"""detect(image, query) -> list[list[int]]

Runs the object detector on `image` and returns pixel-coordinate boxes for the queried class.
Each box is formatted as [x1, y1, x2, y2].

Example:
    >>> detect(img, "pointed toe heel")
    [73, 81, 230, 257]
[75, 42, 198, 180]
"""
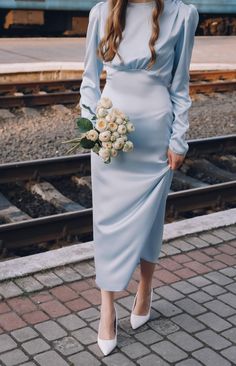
[130, 287, 153, 330]
[97, 304, 118, 356]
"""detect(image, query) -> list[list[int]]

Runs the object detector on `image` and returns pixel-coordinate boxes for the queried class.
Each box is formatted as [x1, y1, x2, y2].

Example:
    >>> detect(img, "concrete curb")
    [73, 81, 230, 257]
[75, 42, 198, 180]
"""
[190, 63, 236, 70]
[0, 62, 235, 74]
[0, 208, 235, 282]
[0, 242, 94, 282]
[163, 208, 236, 241]
[0, 62, 84, 74]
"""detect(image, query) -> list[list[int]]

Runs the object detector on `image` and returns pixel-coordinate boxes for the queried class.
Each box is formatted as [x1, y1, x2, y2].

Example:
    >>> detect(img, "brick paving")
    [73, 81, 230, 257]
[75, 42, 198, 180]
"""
[0, 225, 236, 365]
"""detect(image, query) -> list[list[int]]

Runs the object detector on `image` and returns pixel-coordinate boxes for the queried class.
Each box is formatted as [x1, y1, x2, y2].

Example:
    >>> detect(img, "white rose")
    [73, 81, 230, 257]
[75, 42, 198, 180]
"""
[116, 117, 124, 125]
[112, 108, 121, 116]
[86, 129, 99, 142]
[111, 148, 118, 157]
[95, 118, 107, 132]
[112, 131, 120, 139]
[123, 135, 128, 142]
[99, 97, 113, 109]
[105, 114, 111, 122]
[117, 124, 127, 134]
[122, 140, 134, 152]
[97, 107, 108, 118]
[110, 114, 117, 122]
[113, 137, 125, 150]
[119, 111, 126, 119]
[127, 122, 135, 132]
[99, 130, 112, 142]
[108, 122, 118, 132]
[102, 141, 112, 148]
[99, 147, 110, 160]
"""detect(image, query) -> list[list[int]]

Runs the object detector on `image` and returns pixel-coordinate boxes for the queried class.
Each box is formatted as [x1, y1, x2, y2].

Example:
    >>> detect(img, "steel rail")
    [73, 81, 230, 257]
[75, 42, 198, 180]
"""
[0, 135, 235, 249]
[190, 80, 236, 95]
[0, 70, 235, 108]
[0, 69, 234, 92]
[0, 135, 236, 184]
[167, 181, 236, 217]
[0, 181, 235, 249]
[0, 210, 92, 250]
[190, 70, 236, 81]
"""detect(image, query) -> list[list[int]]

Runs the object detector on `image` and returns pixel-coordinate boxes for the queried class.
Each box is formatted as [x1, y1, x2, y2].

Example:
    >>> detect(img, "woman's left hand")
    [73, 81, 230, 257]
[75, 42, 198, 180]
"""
[167, 147, 185, 170]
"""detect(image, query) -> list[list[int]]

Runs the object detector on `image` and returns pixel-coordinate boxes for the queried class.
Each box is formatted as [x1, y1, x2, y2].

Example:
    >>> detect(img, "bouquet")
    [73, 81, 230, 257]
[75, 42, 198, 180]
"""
[62, 97, 135, 164]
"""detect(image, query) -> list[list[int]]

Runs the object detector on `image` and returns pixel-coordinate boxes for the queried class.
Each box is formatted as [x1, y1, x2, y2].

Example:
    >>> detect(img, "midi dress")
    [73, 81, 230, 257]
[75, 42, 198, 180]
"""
[79, 0, 199, 291]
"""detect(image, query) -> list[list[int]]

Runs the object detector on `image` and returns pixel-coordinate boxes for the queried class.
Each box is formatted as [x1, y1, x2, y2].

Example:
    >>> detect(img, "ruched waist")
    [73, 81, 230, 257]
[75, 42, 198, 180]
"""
[104, 68, 170, 98]
[104, 64, 168, 87]
[101, 67, 173, 122]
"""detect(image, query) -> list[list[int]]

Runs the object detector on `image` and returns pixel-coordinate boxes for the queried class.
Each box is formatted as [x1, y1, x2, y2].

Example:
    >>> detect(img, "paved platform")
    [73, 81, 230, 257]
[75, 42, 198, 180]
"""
[0, 36, 235, 82]
[1, 208, 236, 282]
[0, 36, 236, 65]
[0, 213, 236, 365]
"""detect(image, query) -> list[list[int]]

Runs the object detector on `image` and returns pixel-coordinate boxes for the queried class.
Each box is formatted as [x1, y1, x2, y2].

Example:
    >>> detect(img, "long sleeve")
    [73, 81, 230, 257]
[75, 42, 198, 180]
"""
[168, 4, 199, 156]
[79, 2, 104, 121]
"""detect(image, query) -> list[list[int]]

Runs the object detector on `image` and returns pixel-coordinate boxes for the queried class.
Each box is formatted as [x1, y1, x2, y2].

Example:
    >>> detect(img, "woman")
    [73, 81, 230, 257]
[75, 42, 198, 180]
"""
[80, 0, 199, 356]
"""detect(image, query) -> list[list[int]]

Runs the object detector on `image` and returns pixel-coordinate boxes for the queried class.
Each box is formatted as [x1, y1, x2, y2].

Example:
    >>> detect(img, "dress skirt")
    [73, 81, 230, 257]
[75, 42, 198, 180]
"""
[91, 69, 174, 291]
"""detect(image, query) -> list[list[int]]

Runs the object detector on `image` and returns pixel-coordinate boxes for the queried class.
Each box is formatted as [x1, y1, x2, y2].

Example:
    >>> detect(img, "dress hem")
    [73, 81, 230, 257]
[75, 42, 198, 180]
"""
[95, 256, 159, 291]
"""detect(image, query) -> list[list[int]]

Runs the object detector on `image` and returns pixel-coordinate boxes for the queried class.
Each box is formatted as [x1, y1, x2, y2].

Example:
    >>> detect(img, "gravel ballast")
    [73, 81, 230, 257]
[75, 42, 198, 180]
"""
[0, 91, 236, 164]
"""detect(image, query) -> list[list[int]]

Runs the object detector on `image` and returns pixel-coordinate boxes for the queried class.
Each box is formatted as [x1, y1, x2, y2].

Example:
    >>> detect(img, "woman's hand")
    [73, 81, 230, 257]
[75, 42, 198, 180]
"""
[167, 147, 185, 170]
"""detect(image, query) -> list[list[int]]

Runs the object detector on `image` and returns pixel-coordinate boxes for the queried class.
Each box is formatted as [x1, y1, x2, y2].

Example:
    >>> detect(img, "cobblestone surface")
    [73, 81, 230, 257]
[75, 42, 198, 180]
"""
[0, 225, 236, 365]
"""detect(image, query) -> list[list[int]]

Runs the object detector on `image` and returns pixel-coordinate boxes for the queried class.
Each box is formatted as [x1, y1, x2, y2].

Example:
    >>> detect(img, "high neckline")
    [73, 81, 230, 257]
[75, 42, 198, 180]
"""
[128, 1, 155, 6]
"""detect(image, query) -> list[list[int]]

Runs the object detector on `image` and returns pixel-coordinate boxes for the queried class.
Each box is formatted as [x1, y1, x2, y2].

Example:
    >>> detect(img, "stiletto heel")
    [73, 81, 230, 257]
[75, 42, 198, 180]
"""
[130, 287, 153, 329]
[97, 304, 118, 356]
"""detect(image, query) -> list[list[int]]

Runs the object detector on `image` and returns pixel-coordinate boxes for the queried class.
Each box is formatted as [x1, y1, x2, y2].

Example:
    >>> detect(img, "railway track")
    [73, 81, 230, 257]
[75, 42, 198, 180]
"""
[0, 135, 236, 258]
[0, 70, 236, 109]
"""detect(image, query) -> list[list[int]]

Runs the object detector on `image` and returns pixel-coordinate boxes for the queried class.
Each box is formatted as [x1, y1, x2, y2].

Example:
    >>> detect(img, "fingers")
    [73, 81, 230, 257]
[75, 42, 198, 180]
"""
[167, 148, 185, 170]
[167, 149, 172, 168]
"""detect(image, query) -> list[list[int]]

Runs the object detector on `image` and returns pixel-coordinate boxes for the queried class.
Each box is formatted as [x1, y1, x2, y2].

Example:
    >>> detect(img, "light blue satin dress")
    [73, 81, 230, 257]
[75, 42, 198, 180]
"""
[80, 0, 199, 291]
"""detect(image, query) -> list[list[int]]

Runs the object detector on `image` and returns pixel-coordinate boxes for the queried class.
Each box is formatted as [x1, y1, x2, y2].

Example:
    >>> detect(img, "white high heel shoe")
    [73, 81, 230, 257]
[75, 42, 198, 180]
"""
[97, 304, 118, 356]
[130, 287, 153, 329]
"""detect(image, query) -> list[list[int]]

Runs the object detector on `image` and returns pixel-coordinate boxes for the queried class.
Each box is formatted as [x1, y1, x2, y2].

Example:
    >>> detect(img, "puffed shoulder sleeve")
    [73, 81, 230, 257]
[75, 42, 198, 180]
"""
[79, 2, 104, 120]
[168, 4, 199, 156]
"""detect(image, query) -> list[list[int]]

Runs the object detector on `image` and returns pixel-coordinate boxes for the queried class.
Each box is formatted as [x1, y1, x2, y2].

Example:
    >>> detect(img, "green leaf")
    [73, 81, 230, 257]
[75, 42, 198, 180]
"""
[76, 117, 93, 132]
[80, 137, 96, 149]
[92, 143, 100, 154]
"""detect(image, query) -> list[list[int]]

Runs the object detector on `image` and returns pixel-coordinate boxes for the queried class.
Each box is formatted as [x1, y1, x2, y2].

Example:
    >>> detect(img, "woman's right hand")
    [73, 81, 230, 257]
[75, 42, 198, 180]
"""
[167, 147, 185, 170]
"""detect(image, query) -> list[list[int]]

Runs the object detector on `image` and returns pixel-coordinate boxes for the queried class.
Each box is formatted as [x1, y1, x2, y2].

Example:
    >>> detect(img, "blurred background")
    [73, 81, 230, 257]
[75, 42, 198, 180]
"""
[0, 0, 235, 36]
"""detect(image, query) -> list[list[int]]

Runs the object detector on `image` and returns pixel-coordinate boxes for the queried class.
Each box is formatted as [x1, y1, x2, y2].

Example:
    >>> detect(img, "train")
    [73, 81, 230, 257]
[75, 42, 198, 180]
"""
[0, 0, 235, 36]
[0, 0, 99, 36]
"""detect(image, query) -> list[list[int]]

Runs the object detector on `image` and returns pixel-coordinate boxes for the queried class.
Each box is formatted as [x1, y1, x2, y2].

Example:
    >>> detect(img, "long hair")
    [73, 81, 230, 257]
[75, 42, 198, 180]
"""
[97, 0, 164, 70]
